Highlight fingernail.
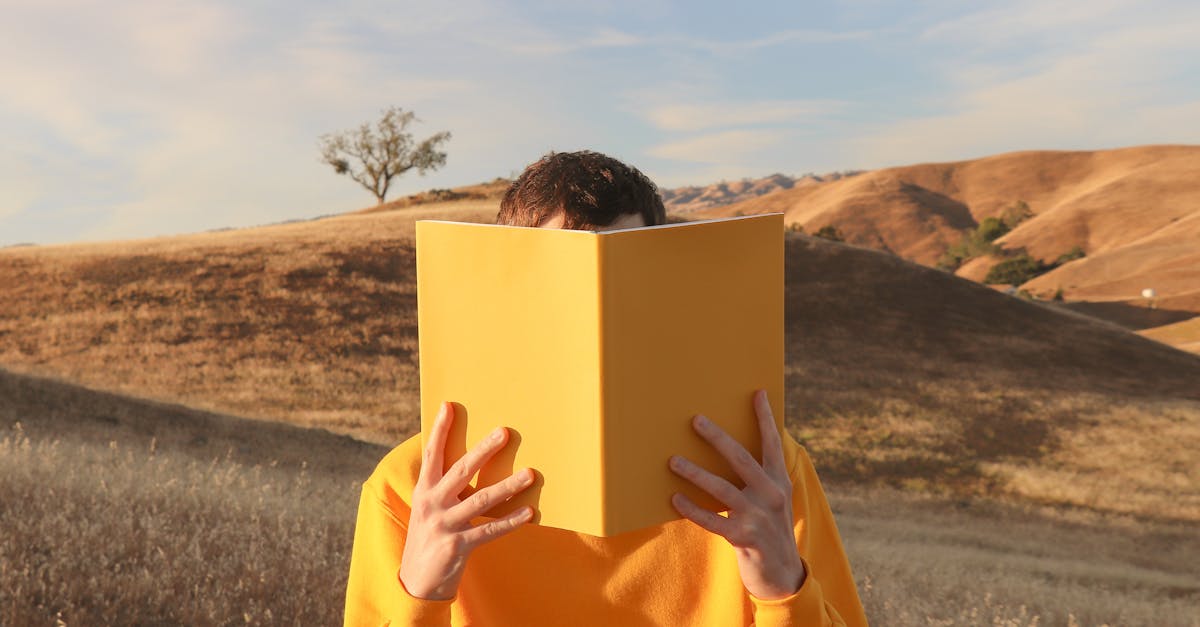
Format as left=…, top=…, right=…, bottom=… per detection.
left=490, top=427, right=505, bottom=442
left=520, top=469, right=534, bottom=485
left=669, top=455, right=684, bottom=470
left=695, top=415, right=711, bottom=429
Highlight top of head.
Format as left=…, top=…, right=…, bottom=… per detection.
left=495, top=150, right=667, bottom=231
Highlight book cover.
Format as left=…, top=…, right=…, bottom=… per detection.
left=416, top=214, right=785, bottom=537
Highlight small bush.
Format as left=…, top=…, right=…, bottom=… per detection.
left=814, top=225, right=845, bottom=242
left=1000, top=200, right=1033, bottom=229
left=1054, top=246, right=1086, bottom=265
left=984, top=254, right=1049, bottom=285
left=938, top=202, right=1035, bottom=271
left=976, top=217, right=1010, bottom=243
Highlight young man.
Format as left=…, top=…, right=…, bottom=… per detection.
left=344, top=151, right=867, bottom=626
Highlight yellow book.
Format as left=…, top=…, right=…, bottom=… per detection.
left=416, top=214, right=784, bottom=537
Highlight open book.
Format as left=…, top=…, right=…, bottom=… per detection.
left=416, top=214, right=784, bottom=537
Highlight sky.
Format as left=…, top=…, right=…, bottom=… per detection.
left=2, top=0, right=1198, bottom=246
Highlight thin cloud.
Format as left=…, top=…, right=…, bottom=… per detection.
left=678, top=28, right=872, bottom=54
left=648, top=130, right=788, bottom=164
left=854, top=3, right=1200, bottom=167
left=645, top=100, right=847, bottom=132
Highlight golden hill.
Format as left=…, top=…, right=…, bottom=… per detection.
left=2, top=202, right=1198, bottom=520
left=1140, top=316, right=1200, bottom=354
left=702, top=145, right=1200, bottom=345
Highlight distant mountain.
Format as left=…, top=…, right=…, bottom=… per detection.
left=659, top=171, right=862, bottom=215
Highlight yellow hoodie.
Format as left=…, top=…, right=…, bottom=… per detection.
left=344, top=434, right=867, bottom=626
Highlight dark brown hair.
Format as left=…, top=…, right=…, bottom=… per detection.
left=496, top=150, right=666, bottom=229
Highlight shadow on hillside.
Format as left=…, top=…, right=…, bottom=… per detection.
left=779, top=233, right=1200, bottom=492
left=1058, top=301, right=1195, bottom=331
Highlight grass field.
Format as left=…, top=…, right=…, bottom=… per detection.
left=3, top=201, right=1199, bottom=625
left=3, top=419, right=1197, bottom=626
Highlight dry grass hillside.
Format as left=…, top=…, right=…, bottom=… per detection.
left=2, top=202, right=1199, bottom=523
left=6, top=370, right=1197, bottom=625
left=1140, top=316, right=1200, bottom=354
left=703, top=145, right=1200, bottom=351
left=4, top=193, right=1200, bottom=623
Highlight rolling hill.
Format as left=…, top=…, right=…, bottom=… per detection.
left=2, top=200, right=1198, bottom=521
left=699, top=145, right=1200, bottom=351
left=5, top=147, right=1199, bottom=625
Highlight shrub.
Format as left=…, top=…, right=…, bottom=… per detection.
left=984, top=254, right=1049, bottom=285
left=814, top=225, right=845, bottom=242
left=1000, top=201, right=1033, bottom=229
left=1054, top=246, right=1086, bottom=265
left=976, top=217, right=1010, bottom=243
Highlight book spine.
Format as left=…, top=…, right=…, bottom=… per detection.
left=595, top=234, right=608, bottom=535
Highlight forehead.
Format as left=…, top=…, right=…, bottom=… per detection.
left=537, top=212, right=647, bottom=231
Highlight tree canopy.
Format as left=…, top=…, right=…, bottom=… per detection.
left=319, top=107, right=450, bottom=204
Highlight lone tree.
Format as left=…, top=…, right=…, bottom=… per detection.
left=319, top=107, right=451, bottom=204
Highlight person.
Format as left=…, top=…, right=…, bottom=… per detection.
left=344, top=151, right=867, bottom=626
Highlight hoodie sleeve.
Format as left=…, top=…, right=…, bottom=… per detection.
left=749, top=439, right=867, bottom=627
left=344, top=440, right=454, bottom=627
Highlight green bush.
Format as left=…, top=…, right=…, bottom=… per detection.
left=1000, top=201, right=1033, bottom=229
left=938, top=202, right=1035, bottom=271
left=976, top=217, right=1010, bottom=243
left=1054, top=246, right=1085, bottom=265
left=984, top=254, right=1049, bottom=285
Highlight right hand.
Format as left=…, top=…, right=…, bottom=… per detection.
left=398, top=401, right=537, bottom=600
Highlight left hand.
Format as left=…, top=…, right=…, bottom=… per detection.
left=669, top=389, right=806, bottom=600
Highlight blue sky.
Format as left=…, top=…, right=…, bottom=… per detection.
left=2, top=0, right=1198, bottom=245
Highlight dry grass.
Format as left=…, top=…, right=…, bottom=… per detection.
left=0, top=423, right=360, bottom=625
left=1141, top=317, right=1200, bottom=354
left=837, top=487, right=1200, bottom=626
left=701, top=146, right=1200, bottom=314
left=2, top=207, right=1199, bottom=525
left=0, top=204, right=495, bottom=444
left=3, top=420, right=1196, bottom=626
left=3, top=194, right=1200, bottom=624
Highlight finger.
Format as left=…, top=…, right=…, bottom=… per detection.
left=671, top=493, right=738, bottom=541
left=460, top=506, right=535, bottom=550
left=669, top=455, right=752, bottom=512
left=692, top=414, right=775, bottom=495
left=436, top=426, right=510, bottom=500
left=418, top=401, right=453, bottom=487
left=444, top=468, right=536, bottom=527
left=754, top=390, right=788, bottom=481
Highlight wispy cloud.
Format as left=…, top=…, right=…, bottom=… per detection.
left=648, top=130, right=789, bottom=164
left=645, top=100, right=847, bottom=132
left=853, top=0, right=1200, bottom=167
left=921, top=0, right=1132, bottom=46
left=3, top=0, right=1197, bottom=245
left=677, top=28, right=872, bottom=54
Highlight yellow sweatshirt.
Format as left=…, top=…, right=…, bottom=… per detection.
left=345, top=434, right=867, bottom=626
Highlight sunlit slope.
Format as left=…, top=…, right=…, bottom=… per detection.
left=0, top=203, right=498, bottom=444
left=2, top=203, right=1199, bottom=517
left=1141, top=316, right=1200, bottom=354
left=706, top=145, right=1200, bottom=331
